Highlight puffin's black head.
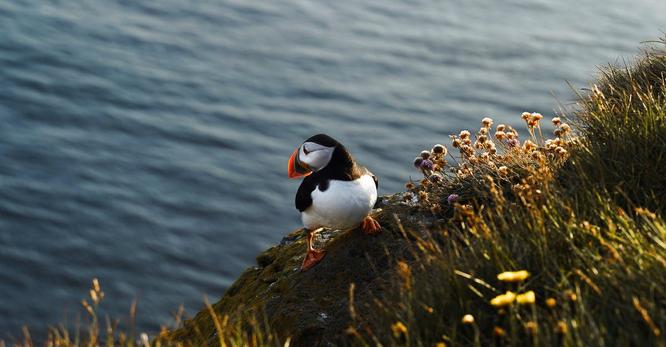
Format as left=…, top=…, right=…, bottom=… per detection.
left=288, top=134, right=347, bottom=179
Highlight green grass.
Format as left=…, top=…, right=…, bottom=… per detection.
left=4, top=39, right=665, bottom=347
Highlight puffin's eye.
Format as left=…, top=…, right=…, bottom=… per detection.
left=302, top=146, right=310, bottom=155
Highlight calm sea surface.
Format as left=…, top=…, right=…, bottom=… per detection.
left=1, top=0, right=664, bottom=338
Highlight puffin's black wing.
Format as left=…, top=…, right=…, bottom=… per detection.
left=295, top=176, right=318, bottom=212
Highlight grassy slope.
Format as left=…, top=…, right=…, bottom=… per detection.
left=371, top=39, right=666, bottom=346
left=375, top=39, right=666, bottom=346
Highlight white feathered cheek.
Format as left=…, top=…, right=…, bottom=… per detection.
left=299, top=142, right=334, bottom=171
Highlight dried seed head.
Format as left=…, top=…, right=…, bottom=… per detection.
left=523, top=139, right=536, bottom=151
left=413, top=157, right=424, bottom=168
left=481, top=117, right=493, bottom=128
left=496, top=124, right=506, bottom=132
left=92, top=278, right=101, bottom=293
left=498, top=166, right=509, bottom=176
left=420, top=150, right=431, bottom=159
left=531, top=112, right=543, bottom=121
left=461, top=145, right=474, bottom=157
left=432, top=144, right=446, bottom=155
left=90, top=289, right=98, bottom=304
left=405, top=182, right=415, bottom=190
left=552, top=117, right=561, bottom=125
left=452, top=138, right=461, bottom=148
left=554, top=128, right=563, bottom=137
left=560, top=123, right=571, bottom=133
left=479, top=127, right=488, bottom=135
left=478, top=135, right=487, bottom=144
left=495, top=131, right=506, bottom=140
left=460, top=130, right=471, bottom=139
left=521, top=112, right=531, bottom=121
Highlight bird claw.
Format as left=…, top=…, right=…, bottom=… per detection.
left=300, top=249, right=326, bottom=272
left=361, top=216, right=382, bottom=235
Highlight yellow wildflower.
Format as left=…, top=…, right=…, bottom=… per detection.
left=497, top=270, right=529, bottom=282
left=490, top=291, right=516, bottom=308
left=391, top=321, right=408, bottom=337
left=516, top=291, right=536, bottom=305
left=461, top=314, right=475, bottom=324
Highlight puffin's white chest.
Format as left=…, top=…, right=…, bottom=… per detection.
left=301, top=175, right=377, bottom=230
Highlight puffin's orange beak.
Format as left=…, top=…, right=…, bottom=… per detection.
left=288, top=147, right=312, bottom=179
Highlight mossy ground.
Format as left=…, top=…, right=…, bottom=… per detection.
left=5, top=39, right=666, bottom=347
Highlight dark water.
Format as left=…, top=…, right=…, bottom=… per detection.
left=0, top=0, right=664, bottom=338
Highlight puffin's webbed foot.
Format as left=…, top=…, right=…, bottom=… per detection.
left=301, top=248, right=326, bottom=272
left=300, top=227, right=326, bottom=272
left=361, top=216, right=381, bottom=235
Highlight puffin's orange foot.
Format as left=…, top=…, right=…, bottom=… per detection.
left=361, top=216, right=382, bottom=235
left=300, top=249, right=326, bottom=272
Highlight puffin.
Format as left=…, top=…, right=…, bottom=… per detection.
left=288, top=134, right=381, bottom=271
